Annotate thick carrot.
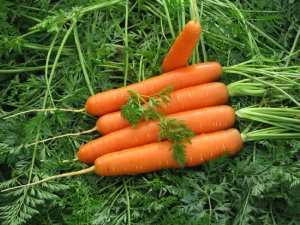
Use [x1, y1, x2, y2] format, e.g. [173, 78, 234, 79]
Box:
[0, 128, 243, 192]
[161, 20, 202, 73]
[27, 82, 228, 146]
[94, 128, 243, 176]
[96, 82, 228, 135]
[85, 62, 222, 116]
[78, 105, 236, 164]
[6, 122, 300, 191]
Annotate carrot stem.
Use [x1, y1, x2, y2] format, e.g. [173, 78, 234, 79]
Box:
[191, 0, 197, 21]
[74, 20, 94, 96]
[285, 26, 300, 67]
[227, 75, 299, 106]
[162, 0, 175, 39]
[241, 126, 300, 142]
[80, 0, 123, 15]
[198, 2, 207, 62]
[223, 69, 300, 106]
[236, 107, 300, 132]
[123, 177, 131, 225]
[0, 63, 64, 74]
[123, 0, 129, 86]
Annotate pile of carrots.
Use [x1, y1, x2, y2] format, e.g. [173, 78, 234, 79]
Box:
[80, 18, 245, 176]
[2, 18, 249, 192]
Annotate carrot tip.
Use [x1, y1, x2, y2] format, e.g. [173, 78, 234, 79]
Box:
[62, 158, 78, 163]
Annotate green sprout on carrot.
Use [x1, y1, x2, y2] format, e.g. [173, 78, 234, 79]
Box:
[121, 85, 195, 167]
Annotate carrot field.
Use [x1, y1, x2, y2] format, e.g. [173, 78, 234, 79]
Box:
[1, 0, 300, 224]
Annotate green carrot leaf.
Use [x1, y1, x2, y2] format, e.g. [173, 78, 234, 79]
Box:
[170, 142, 187, 167]
[121, 85, 173, 126]
[158, 118, 195, 166]
[121, 97, 145, 127]
[121, 86, 194, 166]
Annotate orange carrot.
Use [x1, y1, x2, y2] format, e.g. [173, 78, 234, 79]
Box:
[26, 82, 228, 146]
[0, 128, 243, 192]
[78, 105, 236, 164]
[94, 128, 243, 176]
[162, 20, 202, 73]
[96, 82, 228, 135]
[85, 62, 222, 116]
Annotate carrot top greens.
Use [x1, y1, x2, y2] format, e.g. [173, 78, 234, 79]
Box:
[121, 85, 173, 126]
[121, 85, 195, 167]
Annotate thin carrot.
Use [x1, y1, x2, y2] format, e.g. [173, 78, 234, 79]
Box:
[97, 82, 228, 134]
[161, 20, 202, 73]
[0, 128, 243, 193]
[85, 62, 222, 116]
[78, 105, 236, 164]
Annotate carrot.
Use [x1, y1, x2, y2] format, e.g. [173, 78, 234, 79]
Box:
[78, 105, 236, 164]
[5, 121, 299, 192]
[85, 62, 222, 116]
[94, 128, 243, 176]
[27, 82, 228, 146]
[28, 75, 287, 146]
[96, 82, 228, 135]
[1, 128, 243, 192]
[161, 20, 202, 73]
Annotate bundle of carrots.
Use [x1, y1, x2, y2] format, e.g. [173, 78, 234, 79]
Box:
[82, 18, 245, 177]
[3, 17, 299, 192]
[76, 17, 300, 175]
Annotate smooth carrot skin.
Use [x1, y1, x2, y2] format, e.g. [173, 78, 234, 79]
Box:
[96, 112, 127, 135]
[0, 128, 242, 192]
[85, 62, 222, 116]
[155, 82, 228, 114]
[96, 82, 229, 134]
[162, 20, 202, 73]
[78, 105, 236, 164]
[94, 128, 243, 176]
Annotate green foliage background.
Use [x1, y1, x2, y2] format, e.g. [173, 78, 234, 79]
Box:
[0, 0, 300, 224]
